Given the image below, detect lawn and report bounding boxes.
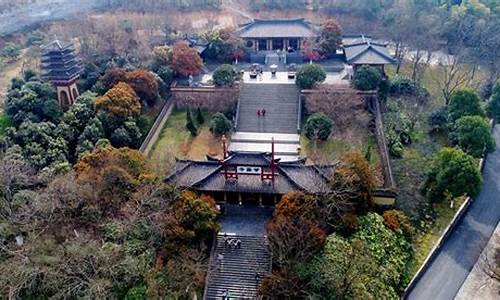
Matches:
[148,109,225,175]
[300,134,380,165]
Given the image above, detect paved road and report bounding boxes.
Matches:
[407,125,500,300]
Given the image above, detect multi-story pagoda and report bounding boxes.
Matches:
[41,40,82,108]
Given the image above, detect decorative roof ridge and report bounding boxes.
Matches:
[277,165,309,192]
[191,165,224,188]
[347,43,395,63]
[164,160,192,182]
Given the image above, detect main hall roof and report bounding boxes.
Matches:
[238,18,319,39]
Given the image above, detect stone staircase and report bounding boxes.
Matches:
[204,234,271,299]
[236,83,299,134]
[229,132,300,161]
[231,82,301,162]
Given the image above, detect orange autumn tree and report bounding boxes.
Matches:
[125,69,159,105]
[95,82,141,122]
[267,192,326,267]
[75,145,153,213]
[331,151,376,214]
[171,41,204,77]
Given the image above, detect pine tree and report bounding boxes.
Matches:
[196,107,205,125]
[186,108,197,136]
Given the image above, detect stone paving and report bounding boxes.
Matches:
[219,204,273,237]
[455,223,500,300]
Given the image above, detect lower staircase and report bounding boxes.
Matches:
[204,234,271,299]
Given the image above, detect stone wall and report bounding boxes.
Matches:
[171,85,240,113]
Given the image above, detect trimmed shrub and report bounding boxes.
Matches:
[448,89,485,122]
[353,65,382,91]
[425,147,482,202]
[213,64,240,87]
[304,113,333,141]
[454,115,495,158]
[389,75,429,98]
[209,112,232,136]
[429,106,449,132]
[296,64,326,89]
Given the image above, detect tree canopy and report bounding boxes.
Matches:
[425,147,482,202]
[171,42,204,77]
[296,64,326,89]
[454,115,495,158]
[448,89,485,122]
[353,66,382,91]
[319,18,343,56]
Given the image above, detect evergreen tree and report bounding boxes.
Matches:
[196,107,205,125]
[186,108,198,136]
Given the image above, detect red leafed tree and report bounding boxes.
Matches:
[319,18,343,56]
[267,192,326,267]
[231,48,245,62]
[171,41,204,77]
[302,39,321,64]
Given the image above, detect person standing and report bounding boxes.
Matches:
[262,109,266,117]
[257,110,261,117]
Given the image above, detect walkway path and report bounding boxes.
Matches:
[455,225,500,299]
[406,125,500,300]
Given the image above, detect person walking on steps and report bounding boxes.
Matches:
[262,109,266,117]
[257,110,261,117]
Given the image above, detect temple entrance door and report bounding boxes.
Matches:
[288,38,299,52]
[258,39,267,51]
[272,39,284,51]
[243,193,260,206]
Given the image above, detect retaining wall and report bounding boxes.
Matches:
[171,85,239,113]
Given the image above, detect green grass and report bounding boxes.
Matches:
[0,113,11,136]
[148,109,216,175]
[300,134,381,166]
[411,196,466,275]
[149,109,192,157]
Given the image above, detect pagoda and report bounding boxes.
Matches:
[41,40,82,108]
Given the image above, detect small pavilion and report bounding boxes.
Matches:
[342,35,396,72]
[238,18,319,52]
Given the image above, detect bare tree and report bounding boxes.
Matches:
[432,53,477,105]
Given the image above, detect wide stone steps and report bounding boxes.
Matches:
[231,132,300,144]
[204,234,271,300]
[236,83,299,134]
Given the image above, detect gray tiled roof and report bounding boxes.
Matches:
[165,152,334,195]
[238,18,319,39]
[343,35,395,65]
